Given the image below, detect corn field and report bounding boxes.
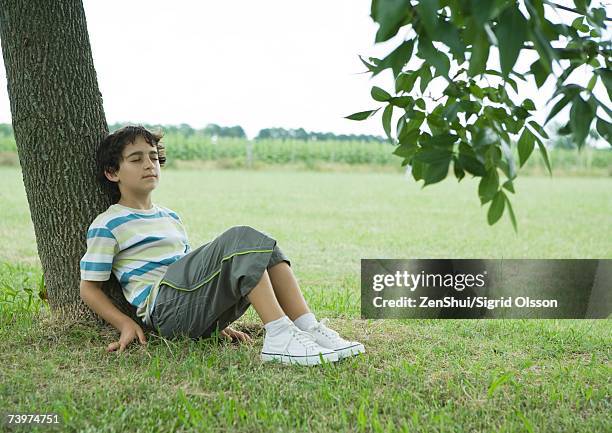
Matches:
[0,131,610,175]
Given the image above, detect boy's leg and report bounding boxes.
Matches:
[248,268,337,365]
[202,269,287,338]
[266,259,366,360]
[245,269,286,324]
[267,261,311,321]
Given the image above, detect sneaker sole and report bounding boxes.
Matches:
[261,351,339,366]
[335,343,366,360]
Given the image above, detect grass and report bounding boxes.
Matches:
[0,166,610,432]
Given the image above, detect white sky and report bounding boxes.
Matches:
[0,0,608,141]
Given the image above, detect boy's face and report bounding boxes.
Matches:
[105,136,160,198]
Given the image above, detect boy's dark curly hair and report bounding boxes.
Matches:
[96,125,167,203]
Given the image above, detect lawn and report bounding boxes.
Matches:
[0,166,610,432]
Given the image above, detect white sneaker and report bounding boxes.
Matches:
[261,322,339,366]
[305,318,366,360]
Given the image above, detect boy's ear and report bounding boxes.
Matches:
[104,168,119,183]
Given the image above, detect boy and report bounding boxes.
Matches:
[79,125,365,366]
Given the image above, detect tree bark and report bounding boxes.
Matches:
[0,0,146,328]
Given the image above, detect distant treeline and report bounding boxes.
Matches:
[0,122,386,143]
[108,122,386,143]
[1,122,607,148]
[255,127,385,142]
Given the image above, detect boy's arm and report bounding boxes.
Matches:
[79,280,134,332]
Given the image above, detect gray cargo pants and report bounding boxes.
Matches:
[150,225,291,340]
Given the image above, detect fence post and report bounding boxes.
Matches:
[246,140,253,168]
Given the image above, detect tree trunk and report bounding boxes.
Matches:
[0,0,146,328]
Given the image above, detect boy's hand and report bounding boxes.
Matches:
[221,326,252,344]
[107,321,147,353]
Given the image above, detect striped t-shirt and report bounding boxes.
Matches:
[79,203,191,326]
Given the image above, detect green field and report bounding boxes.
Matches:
[0,166,610,432]
[1,130,611,177]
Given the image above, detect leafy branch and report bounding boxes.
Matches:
[347,0,611,232]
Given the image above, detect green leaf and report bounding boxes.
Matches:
[382,105,393,139]
[443,82,462,98]
[345,108,380,121]
[558,121,572,135]
[393,142,418,158]
[484,106,507,122]
[468,31,490,76]
[522,99,536,111]
[569,96,595,147]
[478,169,499,204]
[550,83,582,104]
[395,71,418,93]
[530,27,555,74]
[591,95,612,119]
[505,194,518,233]
[487,191,505,225]
[453,156,465,181]
[545,95,571,125]
[419,66,433,93]
[398,122,421,145]
[416,0,440,36]
[495,6,527,77]
[595,68,612,101]
[529,60,547,88]
[530,131,552,176]
[470,0,497,26]
[524,0,544,21]
[517,128,535,168]
[459,100,481,116]
[590,7,607,28]
[571,16,589,32]
[511,69,527,81]
[415,98,426,110]
[412,159,425,181]
[528,121,549,139]
[371,86,392,102]
[504,115,523,134]
[469,84,485,99]
[372,0,411,43]
[484,144,502,170]
[417,37,450,78]
[596,117,612,145]
[458,142,487,176]
[444,102,460,122]
[500,139,516,179]
[375,39,415,78]
[421,133,458,148]
[512,106,530,120]
[422,159,451,186]
[359,55,379,73]
[414,147,454,164]
[437,21,465,62]
[426,109,447,135]
[572,0,587,14]
[390,96,413,108]
[502,179,515,193]
[398,111,425,141]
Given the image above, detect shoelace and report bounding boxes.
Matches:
[309,318,340,340]
[283,325,321,353]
